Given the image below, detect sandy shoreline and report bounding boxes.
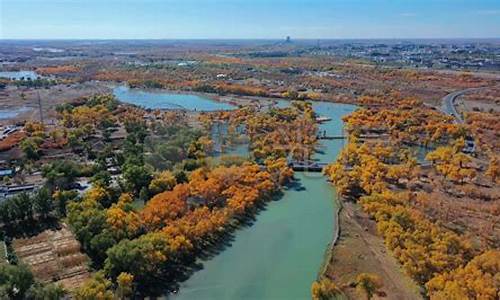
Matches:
[324,198,423,299]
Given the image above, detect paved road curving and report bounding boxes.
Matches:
[439,86,499,154]
[441,87,480,123]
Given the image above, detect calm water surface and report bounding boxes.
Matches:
[0,107,31,120]
[0,71,40,80]
[113,86,235,111]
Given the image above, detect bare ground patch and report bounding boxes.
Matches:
[325,201,423,300]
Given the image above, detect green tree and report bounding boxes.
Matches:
[52,190,78,217]
[42,160,81,191]
[89,230,117,266]
[104,233,191,295]
[66,197,113,265]
[0,201,12,225]
[0,264,35,300]
[20,138,41,160]
[122,164,152,195]
[67,131,82,152]
[173,170,188,184]
[10,193,34,221]
[92,171,112,188]
[33,188,53,220]
[26,283,65,300]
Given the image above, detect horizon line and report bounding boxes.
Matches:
[1,37,500,41]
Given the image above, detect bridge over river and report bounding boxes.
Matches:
[288,160,329,172]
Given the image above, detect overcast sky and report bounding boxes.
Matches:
[1,0,499,39]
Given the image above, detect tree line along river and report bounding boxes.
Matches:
[113,86,357,300]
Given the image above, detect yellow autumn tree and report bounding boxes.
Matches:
[485,155,499,183]
[116,272,134,299]
[73,272,114,300]
[311,278,342,300]
[356,273,383,300]
[426,250,500,300]
[106,194,142,240]
[426,146,476,183]
[149,170,177,195]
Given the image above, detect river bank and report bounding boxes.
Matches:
[317,109,423,299]
[324,199,423,300]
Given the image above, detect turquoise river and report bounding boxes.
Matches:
[113,87,357,300]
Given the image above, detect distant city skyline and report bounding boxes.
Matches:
[1,0,499,39]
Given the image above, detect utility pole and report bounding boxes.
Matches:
[37,90,44,125]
